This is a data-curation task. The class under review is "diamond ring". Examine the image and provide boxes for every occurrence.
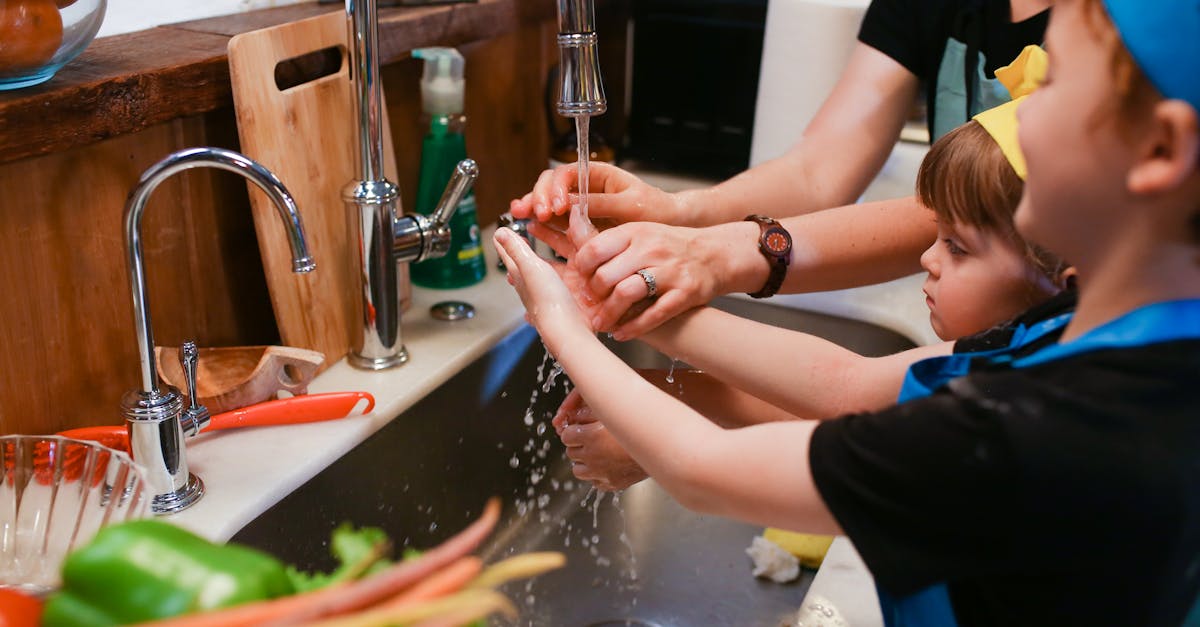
[636,269,657,299]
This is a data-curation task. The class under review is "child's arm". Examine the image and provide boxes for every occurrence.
[494,228,842,533]
[640,307,952,419]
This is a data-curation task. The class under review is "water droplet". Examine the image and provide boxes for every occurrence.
[509,455,520,468]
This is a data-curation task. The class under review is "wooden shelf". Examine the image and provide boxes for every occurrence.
[0,0,555,165]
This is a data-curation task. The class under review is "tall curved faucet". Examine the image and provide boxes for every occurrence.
[344,0,479,370]
[122,146,315,514]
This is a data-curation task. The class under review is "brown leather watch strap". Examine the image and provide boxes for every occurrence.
[745,215,792,299]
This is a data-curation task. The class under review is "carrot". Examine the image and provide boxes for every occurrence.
[136,498,501,627]
[467,551,565,590]
[297,589,515,627]
[293,558,485,627]
[372,556,482,609]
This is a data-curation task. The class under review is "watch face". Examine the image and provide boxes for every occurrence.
[763,227,792,255]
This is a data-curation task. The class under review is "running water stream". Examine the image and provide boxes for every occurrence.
[568,115,598,244]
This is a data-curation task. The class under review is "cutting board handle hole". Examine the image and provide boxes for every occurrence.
[275,45,346,91]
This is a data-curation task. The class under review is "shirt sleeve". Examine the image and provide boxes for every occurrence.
[858,0,925,77]
[808,380,1026,595]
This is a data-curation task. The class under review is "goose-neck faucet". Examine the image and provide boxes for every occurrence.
[344,0,479,370]
[122,147,315,514]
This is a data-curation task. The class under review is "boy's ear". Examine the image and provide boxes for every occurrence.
[1127,100,1200,194]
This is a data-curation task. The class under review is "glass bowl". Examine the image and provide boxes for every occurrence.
[0,434,148,594]
[0,0,107,90]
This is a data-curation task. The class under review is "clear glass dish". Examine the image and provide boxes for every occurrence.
[0,0,107,90]
[0,434,148,594]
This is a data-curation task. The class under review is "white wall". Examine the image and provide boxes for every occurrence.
[99,0,310,37]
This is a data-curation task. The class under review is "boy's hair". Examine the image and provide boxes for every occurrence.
[1080,0,1157,127]
[1082,0,1200,243]
[916,120,1064,279]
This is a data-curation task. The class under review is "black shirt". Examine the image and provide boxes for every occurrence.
[858,0,1049,138]
[809,332,1200,625]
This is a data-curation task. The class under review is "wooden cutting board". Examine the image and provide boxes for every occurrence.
[228,11,409,370]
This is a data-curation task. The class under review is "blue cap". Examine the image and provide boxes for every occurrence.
[1102,0,1200,112]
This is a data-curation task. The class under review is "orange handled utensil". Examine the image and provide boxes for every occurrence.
[55,391,376,454]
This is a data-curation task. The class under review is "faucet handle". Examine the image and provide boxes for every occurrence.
[179,340,211,437]
[429,159,479,227]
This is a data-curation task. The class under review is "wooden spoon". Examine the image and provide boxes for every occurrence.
[155,345,325,414]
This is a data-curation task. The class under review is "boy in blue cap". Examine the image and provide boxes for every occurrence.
[493,0,1200,623]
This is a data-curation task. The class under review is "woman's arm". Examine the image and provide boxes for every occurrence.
[640,306,952,419]
[676,43,920,224]
[511,43,919,227]
[538,195,936,338]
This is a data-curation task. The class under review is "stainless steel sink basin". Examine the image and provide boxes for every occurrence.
[231,297,915,626]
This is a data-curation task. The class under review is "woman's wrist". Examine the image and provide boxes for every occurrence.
[702,221,772,296]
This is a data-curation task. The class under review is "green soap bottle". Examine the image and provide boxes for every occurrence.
[410,47,486,288]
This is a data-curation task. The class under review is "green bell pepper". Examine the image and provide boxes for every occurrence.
[42,519,295,627]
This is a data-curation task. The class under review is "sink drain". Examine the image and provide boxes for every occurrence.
[584,621,663,627]
[583,614,662,619]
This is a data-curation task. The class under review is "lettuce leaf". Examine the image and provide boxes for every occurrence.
[285,522,393,593]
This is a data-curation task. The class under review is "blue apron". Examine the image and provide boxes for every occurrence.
[877,299,1200,627]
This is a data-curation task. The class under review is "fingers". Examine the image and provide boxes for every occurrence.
[528,222,575,261]
[559,420,605,447]
[574,227,633,282]
[593,272,653,331]
[611,290,691,340]
[592,251,653,300]
[492,230,522,286]
[509,193,535,219]
[552,389,589,433]
[531,169,558,221]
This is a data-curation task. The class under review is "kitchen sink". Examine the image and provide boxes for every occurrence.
[231,297,915,626]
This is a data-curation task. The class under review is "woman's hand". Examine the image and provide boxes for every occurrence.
[552,389,649,491]
[573,221,756,339]
[508,162,687,226]
[493,228,595,357]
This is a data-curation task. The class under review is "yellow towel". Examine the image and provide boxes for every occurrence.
[763,528,834,569]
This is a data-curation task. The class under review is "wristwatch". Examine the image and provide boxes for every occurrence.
[744,214,792,298]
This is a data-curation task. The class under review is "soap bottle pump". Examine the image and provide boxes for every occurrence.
[410,47,487,288]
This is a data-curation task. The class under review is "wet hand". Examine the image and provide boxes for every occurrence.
[574,222,725,339]
[493,228,594,356]
[553,390,648,491]
[508,162,685,225]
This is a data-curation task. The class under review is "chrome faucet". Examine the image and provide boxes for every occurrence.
[343,0,479,370]
[121,147,315,515]
[556,0,607,116]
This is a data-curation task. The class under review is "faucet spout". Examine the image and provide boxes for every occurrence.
[122,146,314,514]
[556,0,607,117]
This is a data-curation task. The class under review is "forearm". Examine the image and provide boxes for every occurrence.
[672,44,918,228]
[641,307,949,418]
[556,331,838,533]
[713,195,936,296]
[642,369,806,425]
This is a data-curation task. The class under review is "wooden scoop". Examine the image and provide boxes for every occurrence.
[155,345,325,415]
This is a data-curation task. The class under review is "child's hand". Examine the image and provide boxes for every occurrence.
[494,228,595,356]
[552,389,648,491]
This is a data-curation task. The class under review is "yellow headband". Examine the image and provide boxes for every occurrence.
[972,45,1048,180]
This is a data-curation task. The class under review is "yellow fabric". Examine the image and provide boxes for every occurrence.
[762,528,835,569]
[972,45,1048,179]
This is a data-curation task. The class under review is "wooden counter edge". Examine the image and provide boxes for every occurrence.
[0,0,557,165]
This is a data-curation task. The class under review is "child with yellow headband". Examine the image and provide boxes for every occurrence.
[495,0,1200,622]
